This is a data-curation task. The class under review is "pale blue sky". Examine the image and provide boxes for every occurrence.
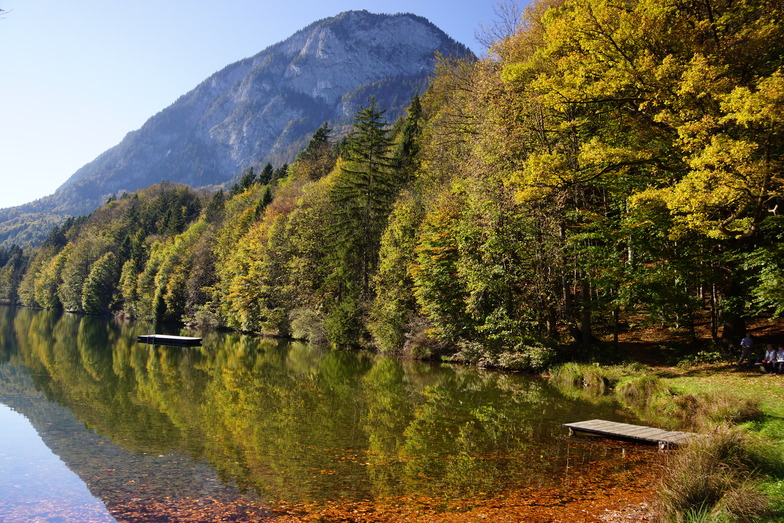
[0,1,504,210]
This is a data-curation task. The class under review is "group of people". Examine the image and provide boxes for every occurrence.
[761,344,784,374]
[737,333,784,373]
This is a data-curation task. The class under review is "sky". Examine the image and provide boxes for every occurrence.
[0,1,504,210]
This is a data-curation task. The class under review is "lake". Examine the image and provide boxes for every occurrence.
[0,305,661,521]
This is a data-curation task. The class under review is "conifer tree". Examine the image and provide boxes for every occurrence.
[394,94,423,182]
[259,163,274,185]
[296,122,337,180]
[329,97,397,297]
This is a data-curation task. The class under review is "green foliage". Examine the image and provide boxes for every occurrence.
[676,350,729,369]
[324,292,363,347]
[411,193,471,342]
[82,252,119,314]
[34,246,70,309]
[294,122,337,181]
[328,98,398,299]
[0,244,27,303]
[451,338,556,371]
[3,0,784,358]
[392,94,423,182]
[289,308,328,345]
[368,191,424,352]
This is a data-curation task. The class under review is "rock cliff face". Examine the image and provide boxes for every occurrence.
[45,10,472,216]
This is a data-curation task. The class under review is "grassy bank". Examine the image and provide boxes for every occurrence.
[549,362,784,522]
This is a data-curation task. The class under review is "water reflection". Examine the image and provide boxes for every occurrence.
[0,403,114,522]
[0,306,653,518]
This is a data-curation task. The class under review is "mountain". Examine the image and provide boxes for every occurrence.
[0,10,473,247]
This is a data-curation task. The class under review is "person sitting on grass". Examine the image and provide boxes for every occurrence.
[762,344,777,373]
[776,346,784,374]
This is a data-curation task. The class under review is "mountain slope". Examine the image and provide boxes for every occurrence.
[0,10,472,245]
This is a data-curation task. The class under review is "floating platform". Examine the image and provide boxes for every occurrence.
[564,419,697,449]
[137,334,202,347]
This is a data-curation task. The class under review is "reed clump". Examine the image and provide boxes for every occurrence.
[656,426,775,522]
[549,362,649,396]
[549,362,610,391]
[664,391,762,432]
[616,374,670,409]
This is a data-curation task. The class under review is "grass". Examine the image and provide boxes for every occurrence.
[661,365,784,420]
[656,427,780,522]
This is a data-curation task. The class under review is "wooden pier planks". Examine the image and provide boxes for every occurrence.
[564,419,696,449]
[137,334,202,347]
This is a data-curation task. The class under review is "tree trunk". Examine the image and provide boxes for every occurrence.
[612,306,620,347]
[721,314,746,345]
[710,282,719,340]
[581,278,592,348]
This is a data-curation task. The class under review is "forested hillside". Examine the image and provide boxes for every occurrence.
[1,0,782,369]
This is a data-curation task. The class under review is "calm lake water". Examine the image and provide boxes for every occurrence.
[0,305,656,521]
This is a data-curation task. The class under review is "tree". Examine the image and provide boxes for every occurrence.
[205,190,226,224]
[329,98,397,297]
[296,123,337,181]
[475,0,524,52]
[272,164,289,183]
[493,0,784,344]
[369,191,425,352]
[231,167,257,195]
[259,163,274,185]
[82,252,119,314]
[411,193,472,342]
[393,95,423,184]
[34,247,71,309]
[0,245,27,303]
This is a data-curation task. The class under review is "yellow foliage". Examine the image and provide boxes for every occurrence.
[722,68,784,128]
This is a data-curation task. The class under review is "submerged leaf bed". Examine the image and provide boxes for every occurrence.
[2,439,660,522]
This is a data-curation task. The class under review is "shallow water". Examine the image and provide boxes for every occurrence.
[0,306,658,521]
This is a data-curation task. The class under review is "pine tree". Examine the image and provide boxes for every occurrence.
[296,123,337,181]
[329,97,397,297]
[259,163,274,185]
[394,94,423,182]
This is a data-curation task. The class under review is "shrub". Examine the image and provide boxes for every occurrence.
[664,392,762,432]
[289,308,328,345]
[451,338,556,371]
[676,350,728,368]
[190,305,220,330]
[656,427,773,522]
[499,340,556,371]
[401,316,450,360]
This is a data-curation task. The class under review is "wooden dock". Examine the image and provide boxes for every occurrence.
[137,334,202,347]
[564,419,696,449]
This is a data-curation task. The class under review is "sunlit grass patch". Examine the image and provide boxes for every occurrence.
[761,479,784,521]
[663,372,784,420]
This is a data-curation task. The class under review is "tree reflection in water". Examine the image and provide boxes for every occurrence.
[0,306,661,520]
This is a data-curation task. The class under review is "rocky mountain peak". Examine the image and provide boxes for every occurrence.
[0,10,473,247]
